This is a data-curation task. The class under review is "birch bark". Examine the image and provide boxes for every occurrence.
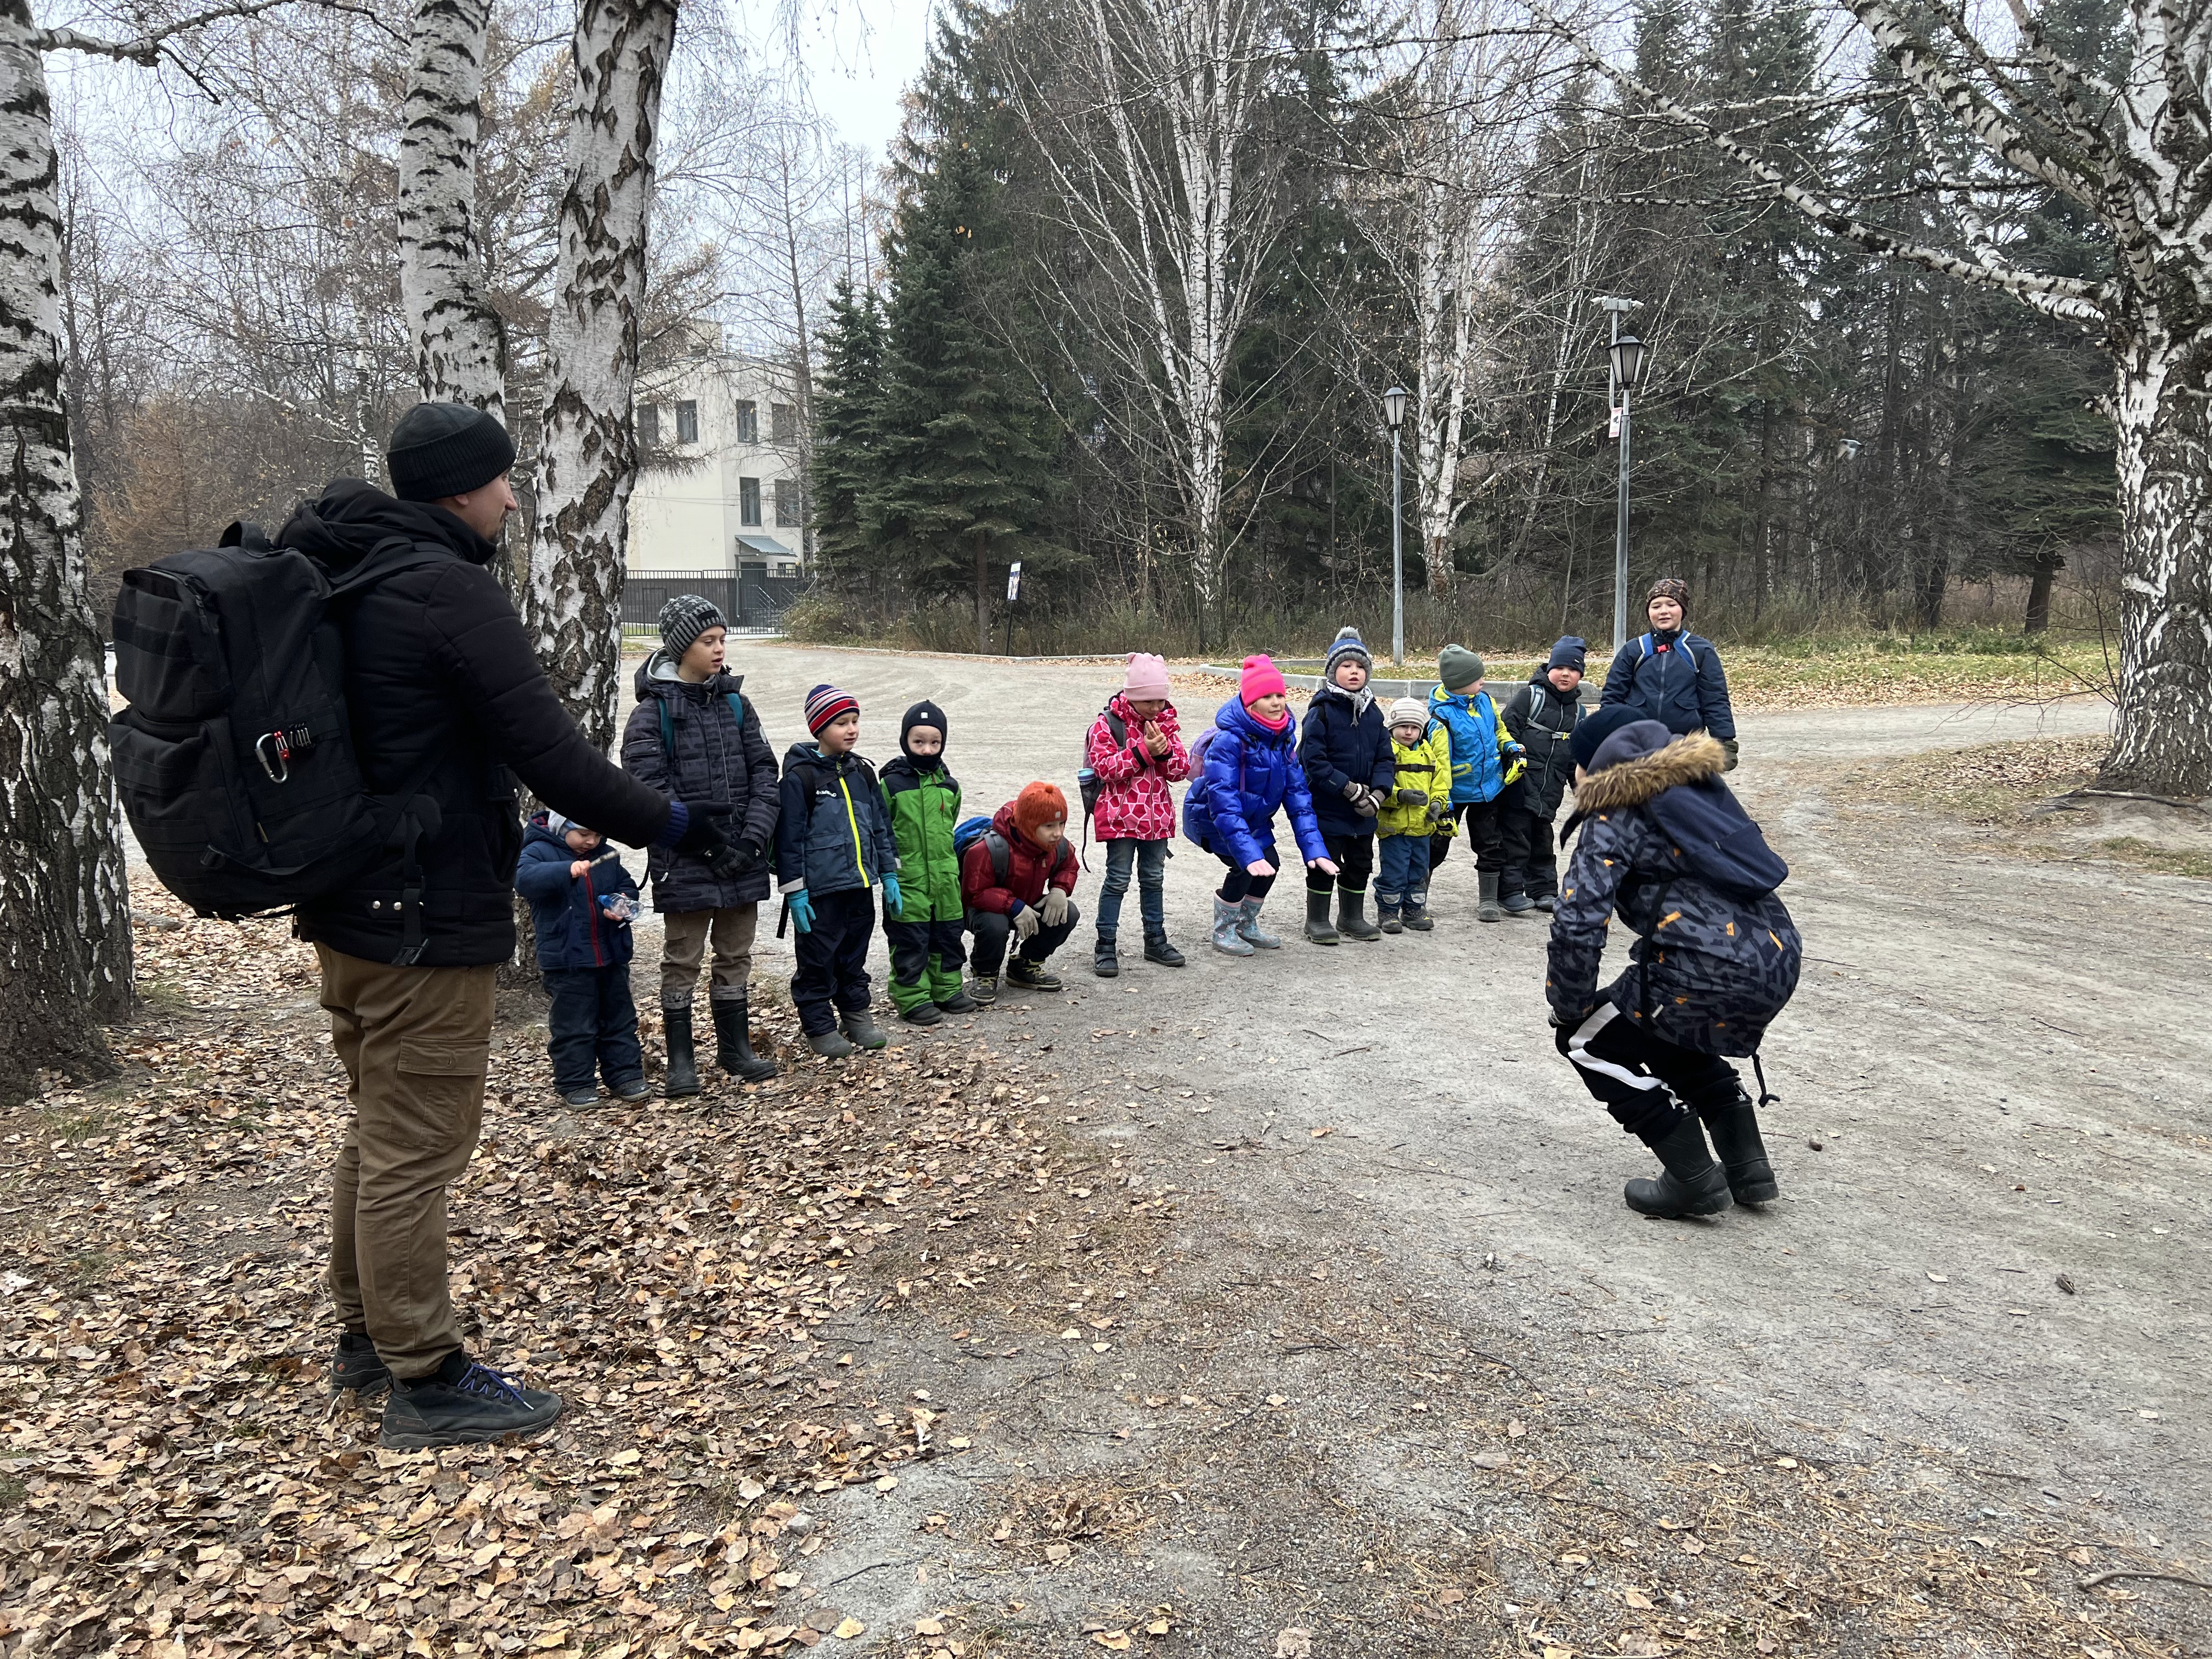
[397,0,507,416]
[0,0,131,1101]
[527,0,678,747]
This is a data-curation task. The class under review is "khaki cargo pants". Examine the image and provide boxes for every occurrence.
[318,946,496,1380]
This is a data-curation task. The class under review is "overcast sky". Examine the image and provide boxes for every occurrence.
[770,0,935,163]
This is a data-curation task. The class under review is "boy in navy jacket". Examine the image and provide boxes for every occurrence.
[515,812,647,1108]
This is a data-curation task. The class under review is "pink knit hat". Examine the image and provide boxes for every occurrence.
[1120,652,1171,700]
[1239,654,1288,704]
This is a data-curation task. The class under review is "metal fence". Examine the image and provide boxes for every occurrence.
[622,569,809,637]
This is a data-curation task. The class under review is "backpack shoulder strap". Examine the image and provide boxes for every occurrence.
[1104,709,1128,748]
[984,828,1011,886]
[1639,633,1654,660]
[323,536,449,600]
[725,691,747,726]
[658,700,674,757]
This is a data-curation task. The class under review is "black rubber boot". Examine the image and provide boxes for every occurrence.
[1142,929,1186,967]
[1477,872,1506,923]
[1697,1085,1780,1204]
[1337,888,1381,942]
[712,996,780,1082]
[1304,888,1341,945]
[1624,1115,1735,1218]
[1093,930,1120,978]
[661,1007,702,1098]
[840,1008,890,1049]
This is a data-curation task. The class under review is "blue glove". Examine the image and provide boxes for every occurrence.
[788,890,815,934]
[882,873,904,918]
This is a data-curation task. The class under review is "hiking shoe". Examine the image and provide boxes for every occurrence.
[966,975,1000,1006]
[935,988,979,1014]
[608,1076,651,1103]
[558,1085,600,1109]
[1377,902,1403,935]
[900,1001,943,1026]
[378,1355,563,1449]
[1402,890,1435,932]
[1006,958,1062,992]
[1142,932,1186,967]
[329,1332,391,1400]
[806,1028,856,1058]
[840,1009,890,1049]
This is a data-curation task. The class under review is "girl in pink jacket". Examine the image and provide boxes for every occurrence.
[1084,652,1191,977]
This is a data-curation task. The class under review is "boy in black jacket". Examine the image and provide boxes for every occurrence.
[1500,636,1585,915]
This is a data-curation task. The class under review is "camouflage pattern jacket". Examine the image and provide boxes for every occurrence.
[1547,726,1800,1057]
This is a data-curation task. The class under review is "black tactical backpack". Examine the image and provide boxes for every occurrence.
[109,523,443,920]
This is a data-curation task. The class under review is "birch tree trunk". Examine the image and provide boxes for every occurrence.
[397,0,507,417]
[527,0,677,747]
[0,0,131,1101]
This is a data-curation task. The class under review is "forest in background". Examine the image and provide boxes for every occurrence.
[801,0,2123,657]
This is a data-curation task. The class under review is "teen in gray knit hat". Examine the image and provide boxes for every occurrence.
[658,594,725,659]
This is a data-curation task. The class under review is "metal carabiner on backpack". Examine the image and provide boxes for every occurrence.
[255,730,291,783]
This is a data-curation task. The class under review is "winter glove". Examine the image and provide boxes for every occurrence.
[1721,737,1740,772]
[1340,779,1367,804]
[1425,799,1451,826]
[787,890,816,934]
[881,873,904,918]
[1041,887,1071,927]
[1354,787,1380,817]
[1395,786,1427,806]
[1009,902,1041,942]
[706,836,760,882]
[666,799,733,856]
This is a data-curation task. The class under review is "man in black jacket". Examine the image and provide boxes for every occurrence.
[283,402,730,1449]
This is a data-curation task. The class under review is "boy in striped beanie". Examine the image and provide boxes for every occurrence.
[775,684,902,1057]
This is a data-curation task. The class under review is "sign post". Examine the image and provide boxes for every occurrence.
[1005,562,1022,656]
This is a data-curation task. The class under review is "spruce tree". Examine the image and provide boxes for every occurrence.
[809,278,887,595]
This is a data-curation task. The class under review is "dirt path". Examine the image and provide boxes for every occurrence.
[709,644,2208,1652]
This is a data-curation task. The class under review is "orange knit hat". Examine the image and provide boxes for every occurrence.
[1013,781,1067,839]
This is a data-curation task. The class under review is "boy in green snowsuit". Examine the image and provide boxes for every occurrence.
[879,701,977,1025]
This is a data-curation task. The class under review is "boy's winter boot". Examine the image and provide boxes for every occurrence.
[1304,888,1341,945]
[807,1026,856,1058]
[560,1085,601,1109]
[1402,889,1434,932]
[936,985,979,1013]
[840,1008,890,1050]
[900,997,943,1025]
[1142,928,1186,967]
[1477,872,1506,923]
[378,1352,563,1449]
[1336,888,1382,942]
[1623,1115,1735,1218]
[1695,1083,1779,1204]
[1501,886,1535,915]
[1007,957,1062,992]
[1376,893,1403,935]
[1211,896,1255,957]
[662,1008,702,1098]
[1093,930,1120,978]
[966,975,1000,1006]
[1237,896,1282,949]
[712,996,781,1082]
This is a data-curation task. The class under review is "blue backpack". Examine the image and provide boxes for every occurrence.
[953,814,1073,887]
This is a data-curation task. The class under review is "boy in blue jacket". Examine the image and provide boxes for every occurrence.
[1598,578,1737,768]
[515,813,648,1109]
[1299,626,1394,945]
[1426,645,1526,921]
[776,684,903,1058]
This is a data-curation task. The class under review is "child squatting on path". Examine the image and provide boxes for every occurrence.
[1378,697,1452,932]
[1083,652,1192,977]
[1299,627,1395,945]
[879,701,979,1026]
[962,782,1082,1000]
[1427,645,1528,922]
[1183,654,1337,957]
[620,594,782,1094]
[1547,705,1802,1218]
[514,813,648,1109]
[776,684,902,1058]
[1500,635,1587,916]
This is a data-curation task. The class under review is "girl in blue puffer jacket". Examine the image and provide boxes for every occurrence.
[1182,655,1336,957]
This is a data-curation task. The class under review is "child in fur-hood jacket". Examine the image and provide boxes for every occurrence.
[1548,707,1801,1224]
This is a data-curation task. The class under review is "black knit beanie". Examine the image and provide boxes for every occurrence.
[387,402,517,502]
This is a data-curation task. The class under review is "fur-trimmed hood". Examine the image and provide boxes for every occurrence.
[1572,727,1728,813]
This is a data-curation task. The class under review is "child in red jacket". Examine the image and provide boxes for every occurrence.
[1084,652,1190,978]
[961,782,1081,1002]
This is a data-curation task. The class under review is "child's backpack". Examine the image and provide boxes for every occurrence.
[953,815,1074,888]
[1073,705,1130,866]
[108,523,449,921]
[1637,632,1706,675]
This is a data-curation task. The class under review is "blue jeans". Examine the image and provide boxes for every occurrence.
[543,965,645,1091]
[1096,838,1169,935]
[1377,833,1431,904]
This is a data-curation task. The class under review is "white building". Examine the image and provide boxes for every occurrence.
[627,354,807,579]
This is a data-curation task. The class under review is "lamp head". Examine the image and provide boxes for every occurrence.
[1383,385,1409,431]
[1609,334,1647,390]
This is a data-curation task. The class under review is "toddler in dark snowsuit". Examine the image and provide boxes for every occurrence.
[514,813,647,1109]
[1500,635,1585,914]
[1547,707,1801,1218]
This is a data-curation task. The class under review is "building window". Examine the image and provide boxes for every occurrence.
[734,399,758,443]
[675,399,698,443]
[771,402,798,443]
[739,476,761,527]
[637,403,659,445]
[774,478,800,527]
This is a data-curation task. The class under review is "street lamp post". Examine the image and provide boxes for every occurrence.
[1384,385,1408,669]
[1596,296,1645,651]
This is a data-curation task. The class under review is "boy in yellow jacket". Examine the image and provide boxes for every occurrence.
[1376,698,1452,932]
